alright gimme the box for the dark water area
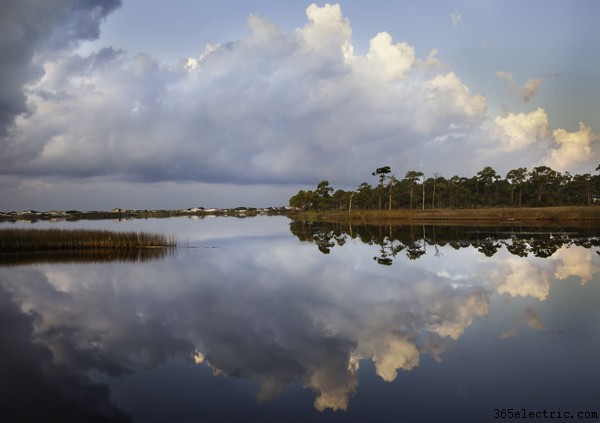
[1,217,599,422]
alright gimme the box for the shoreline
[285,206,600,225]
[1,206,599,226]
[0,207,288,222]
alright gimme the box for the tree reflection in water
[0,218,599,421]
[289,220,600,264]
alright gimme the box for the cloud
[494,258,551,301]
[0,233,500,412]
[366,32,415,81]
[372,334,420,382]
[522,78,543,102]
[552,246,600,284]
[494,108,549,151]
[496,72,544,102]
[496,71,516,93]
[308,364,359,411]
[426,290,489,340]
[299,3,352,55]
[499,307,545,338]
[451,9,463,29]
[493,108,598,171]
[0,2,596,210]
[0,0,121,138]
[1,3,487,193]
[417,49,443,74]
[423,72,486,120]
[545,122,599,171]
[524,307,545,331]
[0,282,131,421]
[5,230,598,413]
[499,319,518,339]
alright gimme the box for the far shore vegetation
[0,206,289,222]
[288,165,600,223]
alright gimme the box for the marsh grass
[0,228,176,251]
[288,206,600,225]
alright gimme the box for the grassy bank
[286,206,600,225]
[0,228,176,251]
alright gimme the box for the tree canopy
[290,165,600,211]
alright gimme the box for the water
[1,216,599,422]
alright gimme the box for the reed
[0,228,176,251]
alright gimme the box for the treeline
[289,165,600,211]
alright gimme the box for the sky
[1,0,599,211]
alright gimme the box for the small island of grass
[0,228,176,251]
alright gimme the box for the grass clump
[0,228,176,251]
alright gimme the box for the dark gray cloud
[0,0,121,138]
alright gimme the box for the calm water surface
[1,216,599,422]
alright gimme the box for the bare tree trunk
[588,180,591,205]
[431,174,438,209]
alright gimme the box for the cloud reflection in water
[1,220,599,418]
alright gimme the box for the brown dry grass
[287,206,600,225]
[0,228,176,251]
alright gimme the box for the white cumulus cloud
[552,246,599,284]
[366,32,415,81]
[1,3,488,191]
[494,108,548,151]
[495,258,551,301]
[546,122,599,171]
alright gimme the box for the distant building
[111,208,124,213]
